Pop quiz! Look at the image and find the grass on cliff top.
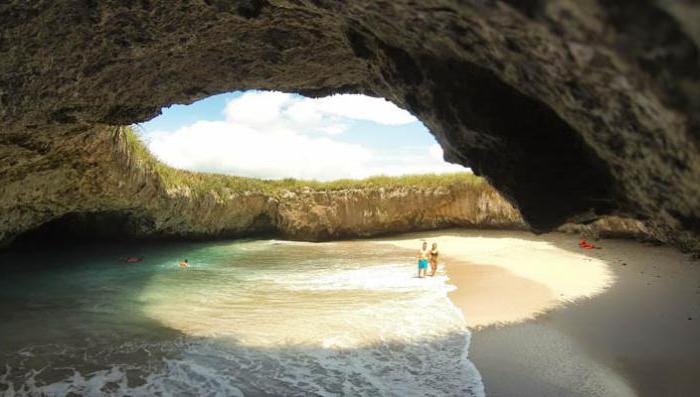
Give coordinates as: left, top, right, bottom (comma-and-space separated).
119, 126, 484, 195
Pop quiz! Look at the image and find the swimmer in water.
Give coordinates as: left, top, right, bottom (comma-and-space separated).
179, 259, 189, 268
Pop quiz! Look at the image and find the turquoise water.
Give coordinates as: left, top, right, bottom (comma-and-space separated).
0, 239, 483, 396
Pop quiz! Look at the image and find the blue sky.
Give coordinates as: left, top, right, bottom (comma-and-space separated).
136, 91, 467, 181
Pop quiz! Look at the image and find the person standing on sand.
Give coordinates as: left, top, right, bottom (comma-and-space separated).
429, 243, 439, 276
417, 241, 430, 278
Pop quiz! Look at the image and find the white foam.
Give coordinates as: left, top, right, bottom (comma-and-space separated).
2, 241, 485, 397
278, 263, 454, 292
2, 334, 483, 397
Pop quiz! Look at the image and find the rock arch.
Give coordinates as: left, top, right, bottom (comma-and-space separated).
1, 1, 698, 249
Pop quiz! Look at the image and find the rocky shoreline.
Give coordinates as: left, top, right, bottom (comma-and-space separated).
0, 128, 656, 249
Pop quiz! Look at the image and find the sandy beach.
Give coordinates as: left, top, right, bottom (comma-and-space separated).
377, 230, 700, 397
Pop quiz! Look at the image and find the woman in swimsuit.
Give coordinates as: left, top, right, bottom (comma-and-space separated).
429, 243, 439, 276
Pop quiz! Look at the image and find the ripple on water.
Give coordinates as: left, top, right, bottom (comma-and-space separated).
0, 240, 484, 396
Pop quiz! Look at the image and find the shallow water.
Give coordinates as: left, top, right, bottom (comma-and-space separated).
0, 239, 483, 396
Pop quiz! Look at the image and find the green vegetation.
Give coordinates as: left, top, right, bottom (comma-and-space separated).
117, 126, 483, 196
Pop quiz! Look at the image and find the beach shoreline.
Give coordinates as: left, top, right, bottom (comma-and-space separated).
376, 230, 700, 397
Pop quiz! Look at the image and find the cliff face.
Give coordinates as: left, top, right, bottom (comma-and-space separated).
1, 1, 698, 250
1, 129, 527, 247
275, 185, 524, 240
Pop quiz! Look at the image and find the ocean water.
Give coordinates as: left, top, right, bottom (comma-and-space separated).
0, 239, 484, 396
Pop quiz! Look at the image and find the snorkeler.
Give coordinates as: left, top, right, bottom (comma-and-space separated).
417, 241, 429, 278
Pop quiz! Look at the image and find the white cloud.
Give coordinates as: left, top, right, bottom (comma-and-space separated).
224, 91, 292, 126
284, 94, 418, 126
429, 144, 445, 161
142, 91, 466, 181
148, 121, 373, 180
222, 91, 417, 135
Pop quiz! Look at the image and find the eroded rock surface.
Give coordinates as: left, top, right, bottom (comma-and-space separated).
1, 1, 698, 249
1, 129, 526, 246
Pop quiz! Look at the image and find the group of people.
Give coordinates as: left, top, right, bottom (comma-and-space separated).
144, 243, 440, 273
417, 241, 439, 278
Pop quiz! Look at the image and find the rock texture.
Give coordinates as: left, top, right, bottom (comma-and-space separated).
1, 129, 527, 247
1, 1, 698, 249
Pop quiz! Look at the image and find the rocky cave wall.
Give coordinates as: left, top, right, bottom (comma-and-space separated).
1, 1, 698, 250
1, 128, 646, 247
0, 129, 531, 246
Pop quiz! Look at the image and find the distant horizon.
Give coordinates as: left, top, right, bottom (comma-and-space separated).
136, 91, 469, 181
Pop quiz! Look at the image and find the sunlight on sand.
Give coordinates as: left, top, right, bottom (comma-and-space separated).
375, 232, 616, 328
139, 242, 469, 349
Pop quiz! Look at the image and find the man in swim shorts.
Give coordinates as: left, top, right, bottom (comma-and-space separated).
417, 241, 429, 278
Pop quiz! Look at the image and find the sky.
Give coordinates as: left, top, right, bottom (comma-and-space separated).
135, 91, 467, 181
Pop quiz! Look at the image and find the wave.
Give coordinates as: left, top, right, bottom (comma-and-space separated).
1, 334, 483, 397
0, 241, 484, 397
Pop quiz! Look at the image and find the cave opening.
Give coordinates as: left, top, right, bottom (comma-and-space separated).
132, 90, 468, 181
9, 211, 157, 250
7, 91, 481, 250
9, 210, 282, 250
2, 2, 700, 394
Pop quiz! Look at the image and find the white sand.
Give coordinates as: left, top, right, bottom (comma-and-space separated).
375, 230, 615, 326
456, 230, 700, 397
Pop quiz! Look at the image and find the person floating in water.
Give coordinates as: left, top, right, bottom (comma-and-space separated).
417, 241, 429, 278
429, 242, 439, 276
123, 256, 143, 263
578, 239, 601, 250
179, 259, 189, 268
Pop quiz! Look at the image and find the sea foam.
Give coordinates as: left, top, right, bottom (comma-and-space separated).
0, 240, 484, 397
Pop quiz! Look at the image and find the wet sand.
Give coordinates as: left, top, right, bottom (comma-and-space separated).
377, 230, 700, 397
446, 262, 555, 328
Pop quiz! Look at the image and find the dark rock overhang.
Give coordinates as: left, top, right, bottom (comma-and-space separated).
1, 0, 698, 249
